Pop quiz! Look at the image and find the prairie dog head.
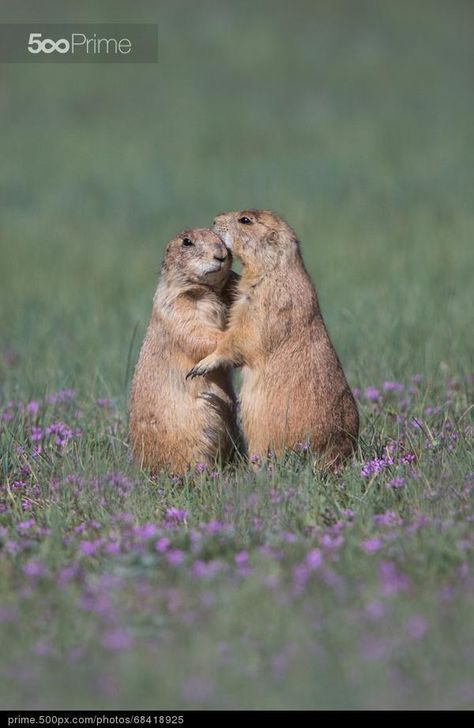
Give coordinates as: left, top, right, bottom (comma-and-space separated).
213, 210, 299, 270
161, 228, 232, 288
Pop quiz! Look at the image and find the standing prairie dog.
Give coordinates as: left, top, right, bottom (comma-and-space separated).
187, 210, 359, 469
128, 228, 240, 475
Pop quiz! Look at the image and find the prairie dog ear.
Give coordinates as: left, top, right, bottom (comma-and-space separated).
266, 230, 278, 245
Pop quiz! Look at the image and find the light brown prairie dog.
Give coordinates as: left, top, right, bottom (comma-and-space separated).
128, 228, 240, 475
187, 210, 359, 469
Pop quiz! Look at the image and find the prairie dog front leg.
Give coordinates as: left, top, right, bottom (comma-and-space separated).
186, 332, 242, 379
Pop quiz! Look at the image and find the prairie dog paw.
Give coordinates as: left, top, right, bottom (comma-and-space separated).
186, 354, 226, 380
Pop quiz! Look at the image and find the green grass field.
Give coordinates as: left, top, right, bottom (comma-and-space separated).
0, 0, 473, 709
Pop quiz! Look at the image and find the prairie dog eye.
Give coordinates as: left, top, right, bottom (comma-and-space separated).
182, 237, 194, 246
238, 216, 253, 225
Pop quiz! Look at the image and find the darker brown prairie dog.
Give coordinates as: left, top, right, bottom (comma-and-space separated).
187, 210, 359, 469
128, 228, 240, 475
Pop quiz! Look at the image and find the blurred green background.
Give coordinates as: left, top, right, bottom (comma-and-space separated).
1, 0, 473, 400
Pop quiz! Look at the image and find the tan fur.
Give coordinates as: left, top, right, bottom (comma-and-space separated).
188, 210, 359, 469
128, 228, 240, 475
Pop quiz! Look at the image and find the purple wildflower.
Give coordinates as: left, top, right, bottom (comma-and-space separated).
296, 440, 310, 452
234, 551, 249, 566
165, 507, 188, 525
17, 518, 35, 531
373, 511, 402, 528
133, 523, 158, 540
305, 548, 322, 570
378, 560, 410, 596
97, 398, 113, 408
101, 629, 132, 651
1, 408, 14, 422
57, 564, 81, 586
383, 381, 404, 393
365, 386, 380, 403
205, 519, 225, 535
23, 560, 45, 578
33, 640, 55, 657
45, 421, 80, 447
292, 564, 309, 593
4, 541, 20, 555
387, 476, 405, 489
155, 537, 170, 552
361, 456, 393, 478
167, 549, 184, 566
406, 615, 428, 640
80, 540, 101, 556
46, 389, 75, 404
361, 537, 383, 554
105, 542, 121, 555
30, 426, 43, 442
365, 601, 385, 620
320, 568, 345, 592
320, 533, 344, 551
26, 401, 40, 415
192, 560, 224, 579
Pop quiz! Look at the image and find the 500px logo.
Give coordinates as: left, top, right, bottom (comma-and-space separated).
0, 24, 158, 63
27, 32, 132, 56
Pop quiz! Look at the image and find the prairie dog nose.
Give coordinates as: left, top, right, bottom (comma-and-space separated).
213, 248, 228, 262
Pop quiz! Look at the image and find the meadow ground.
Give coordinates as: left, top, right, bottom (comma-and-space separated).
0, 0, 473, 709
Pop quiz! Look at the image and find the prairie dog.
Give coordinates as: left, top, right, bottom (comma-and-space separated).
188, 210, 359, 469
128, 228, 239, 474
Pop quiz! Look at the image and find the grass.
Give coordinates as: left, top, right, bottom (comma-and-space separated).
0, 0, 473, 710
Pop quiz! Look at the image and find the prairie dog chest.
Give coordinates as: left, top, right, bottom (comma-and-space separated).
195, 295, 226, 330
